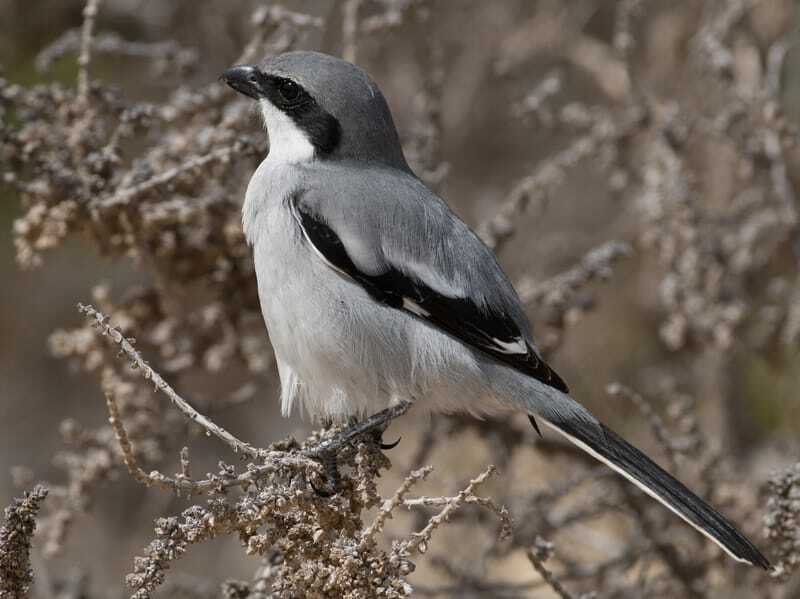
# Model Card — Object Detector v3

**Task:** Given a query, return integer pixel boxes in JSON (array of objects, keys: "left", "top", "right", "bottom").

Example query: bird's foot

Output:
[
  {"left": 306, "top": 400, "right": 411, "bottom": 496},
  {"left": 309, "top": 451, "right": 340, "bottom": 497}
]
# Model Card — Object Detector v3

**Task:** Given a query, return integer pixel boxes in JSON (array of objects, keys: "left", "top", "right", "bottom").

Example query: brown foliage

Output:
[{"left": 3, "top": 0, "right": 800, "bottom": 597}]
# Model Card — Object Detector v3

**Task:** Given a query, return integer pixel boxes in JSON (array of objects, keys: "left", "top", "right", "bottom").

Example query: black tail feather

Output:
[{"left": 541, "top": 416, "right": 770, "bottom": 570}]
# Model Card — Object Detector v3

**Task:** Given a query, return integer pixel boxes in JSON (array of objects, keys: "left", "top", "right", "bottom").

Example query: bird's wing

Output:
[{"left": 289, "top": 172, "right": 568, "bottom": 395}]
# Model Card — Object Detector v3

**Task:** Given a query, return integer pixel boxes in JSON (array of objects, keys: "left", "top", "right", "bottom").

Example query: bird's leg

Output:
[
  {"left": 308, "top": 451, "right": 340, "bottom": 498},
  {"left": 306, "top": 400, "right": 411, "bottom": 496},
  {"left": 350, "top": 415, "right": 398, "bottom": 449}
]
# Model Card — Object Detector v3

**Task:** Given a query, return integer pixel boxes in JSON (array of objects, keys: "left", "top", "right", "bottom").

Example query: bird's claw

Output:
[
  {"left": 305, "top": 401, "right": 411, "bottom": 497},
  {"left": 309, "top": 450, "right": 341, "bottom": 497},
  {"left": 377, "top": 434, "right": 402, "bottom": 450}
]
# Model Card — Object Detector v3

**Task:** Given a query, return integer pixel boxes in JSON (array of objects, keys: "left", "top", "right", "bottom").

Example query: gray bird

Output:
[{"left": 222, "top": 51, "right": 769, "bottom": 569}]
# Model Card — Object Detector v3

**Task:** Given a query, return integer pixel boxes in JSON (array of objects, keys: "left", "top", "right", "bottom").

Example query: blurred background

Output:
[{"left": 2, "top": 0, "right": 800, "bottom": 597}]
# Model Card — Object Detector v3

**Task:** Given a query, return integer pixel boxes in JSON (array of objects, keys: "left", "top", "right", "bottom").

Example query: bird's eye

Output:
[{"left": 279, "top": 80, "right": 300, "bottom": 102}]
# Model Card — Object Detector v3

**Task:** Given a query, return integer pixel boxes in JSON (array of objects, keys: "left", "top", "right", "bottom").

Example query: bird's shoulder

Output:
[{"left": 288, "top": 163, "right": 569, "bottom": 394}]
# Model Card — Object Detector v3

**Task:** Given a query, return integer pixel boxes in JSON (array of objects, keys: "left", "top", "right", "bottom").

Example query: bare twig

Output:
[
  {"left": 94, "top": 144, "right": 244, "bottom": 211},
  {"left": 360, "top": 467, "right": 432, "bottom": 547},
  {"left": 402, "top": 494, "right": 513, "bottom": 540},
  {"left": 79, "top": 303, "right": 261, "bottom": 459},
  {"left": 525, "top": 537, "right": 576, "bottom": 599},
  {"left": 104, "top": 387, "right": 318, "bottom": 496},
  {"left": 37, "top": 30, "right": 197, "bottom": 72},
  {"left": 401, "top": 465, "right": 498, "bottom": 555},
  {"left": 77, "top": 0, "right": 102, "bottom": 102},
  {"left": 606, "top": 382, "right": 681, "bottom": 472},
  {"left": 518, "top": 240, "right": 632, "bottom": 306},
  {"left": 478, "top": 108, "right": 645, "bottom": 252},
  {"left": 341, "top": 0, "right": 363, "bottom": 63}
]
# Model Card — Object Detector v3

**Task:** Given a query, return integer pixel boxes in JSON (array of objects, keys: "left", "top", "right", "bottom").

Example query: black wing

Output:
[{"left": 291, "top": 196, "right": 569, "bottom": 396}]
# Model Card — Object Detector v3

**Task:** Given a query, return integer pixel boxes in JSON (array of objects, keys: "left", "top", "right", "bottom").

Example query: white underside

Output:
[{"left": 541, "top": 419, "right": 753, "bottom": 565}]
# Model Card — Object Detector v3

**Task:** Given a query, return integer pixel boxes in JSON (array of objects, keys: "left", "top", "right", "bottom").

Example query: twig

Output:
[
  {"left": 94, "top": 144, "right": 241, "bottom": 210},
  {"left": 360, "top": 467, "right": 432, "bottom": 548},
  {"left": 525, "top": 537, "right": 576, "bottom": 599},
  {"left": 105, "top": 387, "right": 318, "bottom": 496},
  {"left": 37, "top": 30, "right": 197, "bottom": 72},
  {"left": 518, "top": 240, "right": 632, "bottom": 306},
  {"left": 105, "top": 390, "right": 157, "bottom": 488},
  {"left": 401, "top": 465, "right": 497, "bottom": 554},
  {"left": 360, "top": 0, "right": 428, "bottom": 35},
  {"left": 692, "top": 0, "right": 755, "bottom": 75},
  {"left": 766, "top": 36, "right": 793, "bottom": 100},
  {"left": 512, "top": 69, "right": 562, "bottom": 123},
  {"left": 763, "top": 129, "right": 798, "bottom": 227},
  {"left": 606, "top": 382, "right": 681, "bottom": 472},
  {"left": 79, "top": 303, "right": 261, "bottom": 459},
  {"left": 77, "top": 0, "right": 102, "bottom": 102},
  {"left": 341, "top": 0, "right": 363, "bottom": 63},
  {"left": 238, "top": 5, "right": 324, "bottom": 64},
  {"left": 478, "top": 108, "right": 645, "bottom": 252},
  {"left": 620, "top": 486, "right": 705, "bottom": 599},
  {"left": 402, "top": 494, "right": 513, "bottom": 540}
]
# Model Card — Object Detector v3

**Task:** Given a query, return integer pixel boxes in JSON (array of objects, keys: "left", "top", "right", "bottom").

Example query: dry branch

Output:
[{"left": 0, "top": 486, "right": 48, "bottom": 599}]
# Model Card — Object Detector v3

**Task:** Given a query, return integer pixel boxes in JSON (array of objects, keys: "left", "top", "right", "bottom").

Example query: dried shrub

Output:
[{"left": 2, "top": 0, "right": 800, "bottom": 597}]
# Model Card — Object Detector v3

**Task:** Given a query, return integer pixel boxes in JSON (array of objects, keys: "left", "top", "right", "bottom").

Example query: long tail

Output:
[{"left": 540, "top": 415, "right": 770, "bottom": 569}]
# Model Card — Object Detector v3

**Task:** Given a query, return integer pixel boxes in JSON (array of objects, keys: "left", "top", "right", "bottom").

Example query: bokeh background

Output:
[{"left": 2, "top": 0, "right": 800, "bottom": 597}]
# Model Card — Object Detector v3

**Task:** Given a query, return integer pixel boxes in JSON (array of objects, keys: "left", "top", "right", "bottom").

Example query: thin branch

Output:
[
  {"left": 93, "top": 144, "right": 241, "bottom": 211},
  {"left": 401, "top": 465, "right": 497, "bottom": 555},
  {"left": 518, "top": 240, "right": 632, "bottom": 306},
  {"left": 525, "top": 538, "right": 576, "bottom": 599},
  {"left": 606, "top": 382, "right": 681, "bottom": 472},
  {"left": 403, "top": 494, "right": 513, "bottom": 540},
  {"left": 341, "top": 0, "right": 363, "bottom": 63},
  {"left": 37, "top": 30, "right": 197, "bottom": 73},
  {"left": 104, "top": 388, "right": 318, "bottom": 496},
  {"left": 77, "top": 0, "right": 102, "bottom": 102},
  {"left": 478, "top": 108, "right": 645, "bottom": 252},
  {"left": 360, "top": 467, "right": 432, "bottom": 548},
  {"left": 79, "top": 303, "right": 261, "bottom": 459}
]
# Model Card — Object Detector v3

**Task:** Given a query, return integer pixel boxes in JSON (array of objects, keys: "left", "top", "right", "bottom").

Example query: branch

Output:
[
  {"left": 401, "top": 465, "right": 498, "bottom": 555},
  {"left": 525, "top": 537, "right": 576, "bottom": 599},
  {"left": 360, "top": 467, "right": 432, "bottom": 548},
  {"left": 0, "top": 485, "right": 49, "bottom": 597},
  {"left": 77, "top": 0, "right": 102, "bottom": 102},
  {"left": 93, "top": 145, "right": 242, "bottom": 211},
  {"left": 79, "top": 303, "right": 261, "bottom": 459}
]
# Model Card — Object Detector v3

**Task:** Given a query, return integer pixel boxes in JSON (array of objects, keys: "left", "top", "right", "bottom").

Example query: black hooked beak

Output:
[{"left": 221, "top": 65, "right": 263, "bottom": 100}]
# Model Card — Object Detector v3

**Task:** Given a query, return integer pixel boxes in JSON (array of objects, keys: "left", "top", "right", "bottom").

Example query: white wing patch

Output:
[
  {"left": 490, "top": 336, "right": 528, "bottom": 355},
  {"left": 402, "top": 297, "right": 431, "bottom": 317}
]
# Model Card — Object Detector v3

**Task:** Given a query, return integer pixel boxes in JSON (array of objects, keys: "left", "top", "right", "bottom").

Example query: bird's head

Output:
[{"left": 222, "top": 51, "right": 407, "bottom": 168}]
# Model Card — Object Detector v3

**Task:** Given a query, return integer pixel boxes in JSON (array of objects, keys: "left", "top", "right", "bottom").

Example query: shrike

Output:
[{"left": 223, "top": 51, "right": 769, "bottom": 568}]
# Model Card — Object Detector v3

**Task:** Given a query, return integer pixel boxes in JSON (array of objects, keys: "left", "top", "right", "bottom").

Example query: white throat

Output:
[{"left": 259, "top": 99, "right": 315, "bottom": 165}]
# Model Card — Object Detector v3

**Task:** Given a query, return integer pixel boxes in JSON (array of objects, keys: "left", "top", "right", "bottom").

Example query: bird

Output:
[{"left": 222, "top": 50, "right": 769, "bottom": 569}]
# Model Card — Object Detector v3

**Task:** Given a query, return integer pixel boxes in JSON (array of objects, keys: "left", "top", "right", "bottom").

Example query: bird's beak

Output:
[{"left": 221, "top": 65, "right": 263, "bottom": 100}]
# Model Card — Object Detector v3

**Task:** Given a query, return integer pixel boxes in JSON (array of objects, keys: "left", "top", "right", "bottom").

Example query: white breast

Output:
[{"left": 259, "top": 99, "right": 315, "bottom": 165}]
